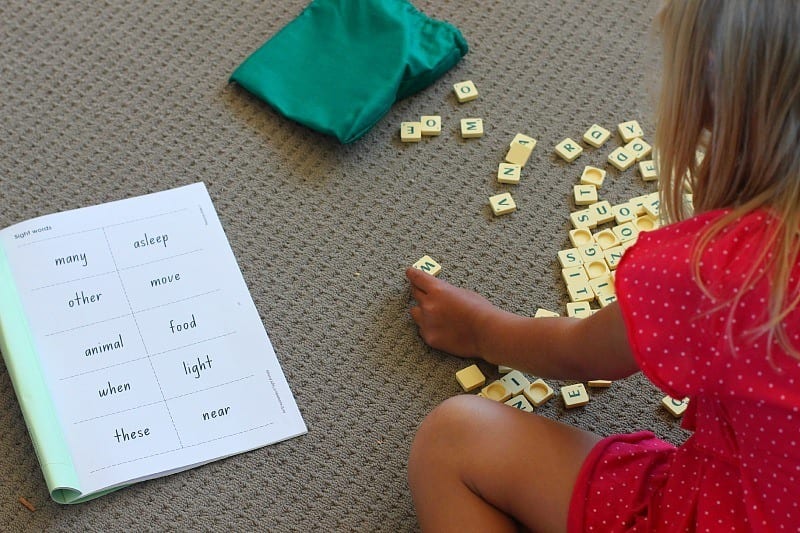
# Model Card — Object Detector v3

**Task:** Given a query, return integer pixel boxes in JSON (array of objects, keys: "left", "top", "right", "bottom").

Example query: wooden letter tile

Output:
[
  {"left": 584, "top": 259, "right": 610, "bottom": 280},
  {"left": 455, "top": 364, "right": 486, "bottom": 392},
  {"left": 617, "top": 120, "right": 644, "bottom": 143},
  {"left": 566, "top": 301, "right": 592, "bottom": 318},
  {"left": 489, "top": 192, "right": 516, "bottom": 215},
  {"left": 570, "top": 209, "right": 597, "bottom": 229},
  {"left": 590, "top": 200, "right": 615, "bottom": 225},
  {"left": 577, "top": 243, "right": 603, "bottom": 263},
  {"left": 597, "top": 293, "right": 618, "bottom": 307},
  {"left": 589, "top": 275, "right": 615, "bottom": 298},
  {"left": 562, "top": 266, "right": 589, "bottom": 285},
  {"left": 608, "top": 146, "right": 637, "bottom": 171},
  {"left": 624, "top": 138, "right": 652, "bottom": 161},
  {"left": 400, "top": 122, "right": 422, "bottom": 142},
  {"left": 628, "top": 195, "right": 648, "bottom": 216},
  {"left": 504, "top": 394, "right": 534, "bottom": 412},
  {"left": 604, "top": 246, "right": 625, "bottom": 270},
  {"left": 420, "top": 115, "right": 442, "bottom": 136},
  {"left": 561, "top": 383, "right": 589, "bottom": 408},
  {"left": 580, "top": 166, "right": 606, "bottom": 187},
  {"left": 501, "top": 370, "right": 530, "bottom": 396},
  {"left": 593, "top": 229, "right": 620, "bottom": 250},
  {"left": 506, "top": 137, "right": 535, "bottom": 167},
  {"left": 461, "top": 118, "right": 484, "bottom": 138},
  {"left": 555, "top": 138, "right": 583, "bottom": 162},
  {"left": 662, "top": 396, "right": 689, "bottom": 417},
  {"left": 558, "top": 248, "right": 584, "bottom": 268},
  {"left": 612, "top": 203, "right": 637, "bottom": 224},
  {"left": 482, "top": 380, "right": 512, "bottom": 402},
  {"left": 634, "top": 215, "right": 659, "bottom": 232},
  {"left": 522, "top": 379, "right": 554, "bottom": 406},
  {"left": 412, "top": 255, "right": 442, "bottom": 276},
  {"left": 583, "top": 124, "right": 611, "bottom": 148},
  {"left": 638, "top": 160, "right": 657, "bottom": 181},
  {"left": 574, "top": 184, "right": 598, "bottom": 206},
  {"left": 612, "top": 222, "right": 639, "bottom": 243},
  {"left": 569, "top": 228, "right": 594, "bottom": 248},
  {"left": 567, "top": 279, "right": 594, "bottom": 302},
  {"left": 510, "top": 133, "right": 537, "bottom": 150},
  {"left": 453, "top": 80, "right": 478, "bottom": 102},
  {"left": 497, "top": 163, "right": 522, "bottom": 184},
  {"left": 644, "top": 192, "right": 660, "bottom": 218}
]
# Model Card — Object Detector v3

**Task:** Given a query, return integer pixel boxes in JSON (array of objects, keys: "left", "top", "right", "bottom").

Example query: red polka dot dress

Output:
[{"left": 568, "top": 210, "right": 800, "bottom": 532}]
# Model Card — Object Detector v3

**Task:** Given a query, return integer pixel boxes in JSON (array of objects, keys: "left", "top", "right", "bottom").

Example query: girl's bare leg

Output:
[{"left": 408, "top": 394, "right": 602, "bottom": 533}]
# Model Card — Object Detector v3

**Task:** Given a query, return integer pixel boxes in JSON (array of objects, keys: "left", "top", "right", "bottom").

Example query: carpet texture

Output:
[{"left": 0, "top": 0, "right": 687, "bottom": 531}]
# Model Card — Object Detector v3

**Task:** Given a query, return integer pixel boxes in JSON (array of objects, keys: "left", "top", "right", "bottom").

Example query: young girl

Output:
[{"left": 405, "top": 1, "right": 800, "bottom": 531}]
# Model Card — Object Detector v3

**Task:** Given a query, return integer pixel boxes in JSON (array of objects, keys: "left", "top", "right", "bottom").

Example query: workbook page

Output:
[{"left": 0, "top": 183, "right": 306, "bottom": 497}]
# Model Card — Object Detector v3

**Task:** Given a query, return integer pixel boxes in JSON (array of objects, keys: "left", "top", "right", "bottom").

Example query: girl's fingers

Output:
[
  {"left": 405, "top": 267, "right": 436, "bottom": 293},
  {"left": 410, "top": 305, "right": 423, "bottom": 325},
  {"left": 410, "top": 284, "right": 426, "bottom": 302}
]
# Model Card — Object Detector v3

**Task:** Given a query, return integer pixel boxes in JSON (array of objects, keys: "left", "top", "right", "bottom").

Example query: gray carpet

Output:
[{"left": 0, "top": 0, "right": 688, "bottom": 530}]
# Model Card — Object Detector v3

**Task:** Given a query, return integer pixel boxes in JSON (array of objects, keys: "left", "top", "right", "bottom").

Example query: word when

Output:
[
  {"left": 84, "top": 334, "right": 124, "bottom": 357},
  {"left": 133, "top": 233, "right": 169, "bottom": 249},
  {"left": 13, "top": 225, "right": 52, "bottom": 240},
  {"left": 68, "top": 290, "right": 102, "bottom": 308},
  {"left": 202, "top": 406, "right": 230, "bottom": 421},
  {"left": 184, "top": 355, "right": 212, "bottom": 379},
  {"left": 113, "top": 426, "right": 150, "bottom": 443},
  {"left": 55, "top": 252, "right": 88, "bottom": 267},
  {"left": 169, "top": 314, "right": 196, "bottom": 334},
  {"left": 150, "top": 272, "right": 181, "bottom": 287},
  {"left": 98, "top": 380, "right": 131, "bottom": 398}
]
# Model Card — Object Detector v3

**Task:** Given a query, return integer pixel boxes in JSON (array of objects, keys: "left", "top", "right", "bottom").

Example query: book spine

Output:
[{"left": 0, "top": 246, "right": 81, "bottom": 502}]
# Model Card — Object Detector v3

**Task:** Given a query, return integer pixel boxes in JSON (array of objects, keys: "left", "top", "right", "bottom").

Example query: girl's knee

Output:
[
  {"left": 415, "top": 395, "right": 487, "bottom": 442},
  {"left": 410, "top": 396, "right": 496, "bottom": 466},
  {"left": 408, "top": 395, "right": 485, "bottom": 488},
  {"left": 409, "top": 395, "right": 556, "bottom": 474}
]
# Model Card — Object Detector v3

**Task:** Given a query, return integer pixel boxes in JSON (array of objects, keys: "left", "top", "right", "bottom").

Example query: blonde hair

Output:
[{"left": 655, "top": 0, "right": 800, "bottom": 360}]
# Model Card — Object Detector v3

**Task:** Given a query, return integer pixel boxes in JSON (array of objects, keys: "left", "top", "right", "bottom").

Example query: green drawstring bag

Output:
[{"left": 229, "top": 0, "right": 468, "bottom": 144}]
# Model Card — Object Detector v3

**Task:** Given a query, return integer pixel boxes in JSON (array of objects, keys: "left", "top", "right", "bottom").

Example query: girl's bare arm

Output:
[{"left": 407, "top": 267, "right": 638, "bottom": 380}]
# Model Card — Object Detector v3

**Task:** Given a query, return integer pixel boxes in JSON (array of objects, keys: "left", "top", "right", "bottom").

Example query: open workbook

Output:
[{"left": 0, "top": 182, "right": 307, "bottom": 503}]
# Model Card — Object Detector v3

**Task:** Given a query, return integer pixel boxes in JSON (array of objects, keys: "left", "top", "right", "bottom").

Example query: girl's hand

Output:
[{"left": 405, "top": 267, "right": 499, "bottom": 359}]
